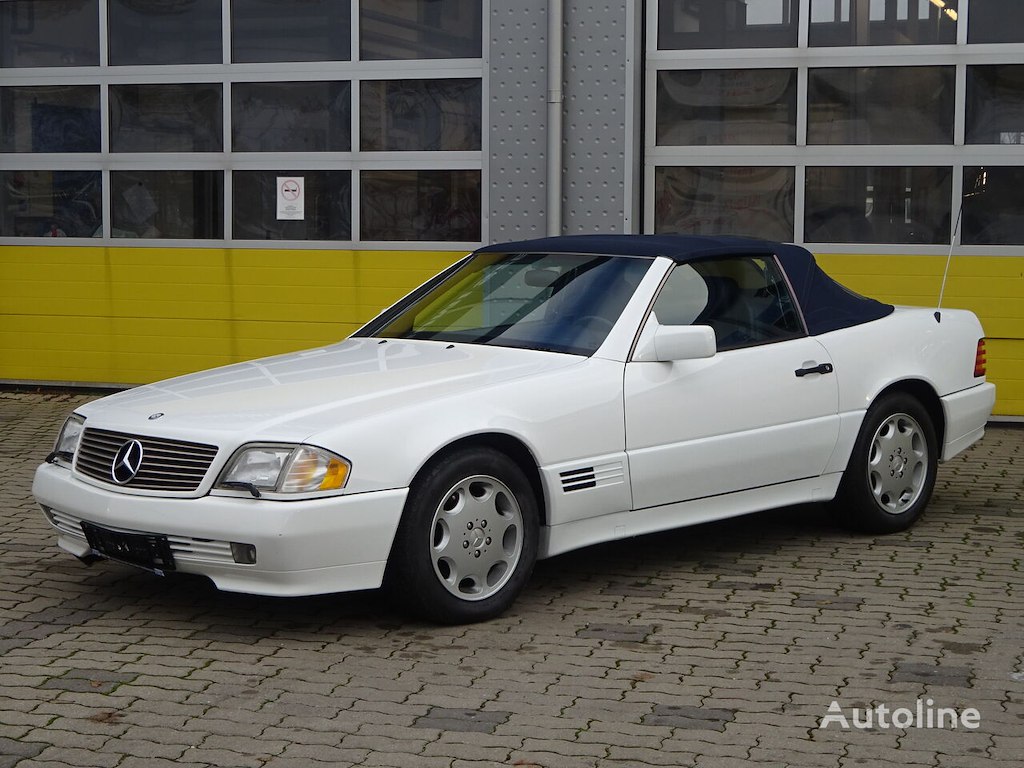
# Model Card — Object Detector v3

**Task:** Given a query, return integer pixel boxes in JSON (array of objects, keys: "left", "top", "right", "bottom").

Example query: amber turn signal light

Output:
[{"left": 974, "top": 339, "right": 987, "bottom": 378}]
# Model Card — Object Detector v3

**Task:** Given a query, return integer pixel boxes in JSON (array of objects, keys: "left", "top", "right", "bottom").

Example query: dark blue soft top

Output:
[{"left": 476, "top": 234, "right": 894, "bottom": 336}]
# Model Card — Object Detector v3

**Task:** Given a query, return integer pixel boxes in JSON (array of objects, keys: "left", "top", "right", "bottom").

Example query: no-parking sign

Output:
[{"left": 276, "top": 177, "right": 305, "bottom": 221}]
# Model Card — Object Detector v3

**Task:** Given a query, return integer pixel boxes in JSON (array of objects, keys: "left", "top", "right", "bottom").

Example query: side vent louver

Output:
[
  {"left": 560, "top": 467, "right": 597, "bottom": 492},
  {"left": 559, "top": 462, "right": 625, "bottom": 493}
]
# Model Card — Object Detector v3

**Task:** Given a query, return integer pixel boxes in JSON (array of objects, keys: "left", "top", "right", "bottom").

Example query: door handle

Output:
[{"left": 795, "top": 362, "right": 834, "bottom": 377}]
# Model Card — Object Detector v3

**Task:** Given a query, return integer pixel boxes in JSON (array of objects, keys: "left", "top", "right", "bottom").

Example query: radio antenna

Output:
[
  {"left": 934, "top": 205, "right": 962, "bottom": 323},
  {"left": 936, "top": 169, "right": 987, "bottom": 323}
]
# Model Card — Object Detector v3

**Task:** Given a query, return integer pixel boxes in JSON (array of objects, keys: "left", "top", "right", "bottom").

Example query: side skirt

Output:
[{"left": 538, "top": 473, "right": 843, "bottom": 559}]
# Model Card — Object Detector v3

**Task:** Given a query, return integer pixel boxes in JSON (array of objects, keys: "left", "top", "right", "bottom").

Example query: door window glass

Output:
[
  {"left": 0, "top": 0, "right": 99, "bottom": 67},
  {"left": 232, "top": 81, "right": 351, "bottom": 152},
  {"left": 111, "top": 170, "right": 223, "bottom": 239},
  {"left": 231, "top": 0, "right": 351, "bottom": 63},
  {"left": 110, "top": 84, "right": 223, "bottom": 152},
  {"left": 656, "top": 69, "right": 797, "bottom": 146},
  {"left": 360, "top": 169, "right": 480, "bottom": 241},
  {"left": 232, "top": 170, "right": 351, "bottom": 240},
  {"left": 360, "top": 79, "right": 481, "bottom": 151},
  {"left": 968, "top": 0, "right": 1024, "bottom": 43},
  {"left": 657, "top": 0, "right": 799, "bottom": 50},
  {"left": 0, "top": 169, "right": 101, "bottom": 237},
  {"left": 966, "top": 65, "right": 1024, "bottom": 145},
  {"left": 809, "top": 0, "right": 958, "bottom": 46},
  {"left": 807, "top": 66, "right": 954, "bottom": 145},
  {"left": 1, "top": 86, "right": 100, "bottom": 152},
  {"left": 962, "top": 167, "right": 1024, "bottom": 245},
  {"left": 108, "top": 0, "right": 221, "bottom": 65},
  {"left": 654, "top": 166, "right": 795, "bottom": 242},
  {"left": 804, "top": 166, "right": 952, "bottom": 244},
  {"left": 360, "top": 0, "right": 481, "bottom": 60},
  {"left": 652, "top": 257, "right": 804, "bottom": 350}
]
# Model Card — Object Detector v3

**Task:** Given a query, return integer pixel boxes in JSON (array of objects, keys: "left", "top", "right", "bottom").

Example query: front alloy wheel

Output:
[
  {"left": 386, "top": 447, "right": 539, "bottom": 624},
  {"left": 429, "top": 474, "right": 524, "bottom": 600}
]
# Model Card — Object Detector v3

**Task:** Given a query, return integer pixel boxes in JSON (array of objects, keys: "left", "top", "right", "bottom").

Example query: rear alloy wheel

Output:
[
  {"left": 387, "top": 448, "right": 538, "bottom": 624},
  {"left": 837, "top": 393, "right": 938, "bottom": 533}
]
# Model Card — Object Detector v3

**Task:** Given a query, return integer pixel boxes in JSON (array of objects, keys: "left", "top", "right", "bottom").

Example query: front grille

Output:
[{"left": 75, "top": 428, "right": 219, "bottom": 492}]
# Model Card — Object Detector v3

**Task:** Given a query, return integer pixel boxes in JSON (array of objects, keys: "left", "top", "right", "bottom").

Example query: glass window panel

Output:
[
  {"left": 360, "top": 0, "right": 481, "bottom": 60},
  {"left": 232, "top": 82, "right": 351, "bottom": 152},
  {"left": 809, "top": 0, "right": 957, "bottom": 46},
  {"left": 807, "top": 66, "right": 954, "bottom": 144},
  {"left": 111, "top": 170, "right": 222, "bottom": 239},
  {"left": 361, "top": 170, "right": 480, "bottom": 241},
  {"left": 804, "top": 166, "right": 951, "bottom": 244},
  {"left": 0, "top": 0, "right": 99, "bottom": 67},
  {"left": 653, "top": 166, "right": 795, "bottom": 241},
  {"left": 108, "top": 0, "right": 221, "bottom": 66},
  {"left": 655, "top": 257, "right": 803, "bottom": 350},
  {"left": 656, "top": 69, "right": 797, "bottom": 146},
  {"left": 657, "top": 0, "right": 799, "bottom": 50},
  {"left": 232, "top": 0, "right": 351, "bottom": 63},
  {"left": 360, "top": 79, "right": 481, "bottom": 151},
  {"left": 110, "top": 84, "right": 223, "bottom": 152},
  {"left": 232, "top": 170, "right": 351, "bottom": 240},
  {"left": 364, "top": 252, "right": 652, "bottom": 356},
  {"left": 966, "top": 65, "right": 1024, "bottom": 144},
  {"left": 962, "top": 167, "right": 1024, "bottom": 244},
  {"left": 1, "top": 86, "right": 100, "bottom": 152},
  {"left": 968, "top": 0, "right": 1024, "bottom": 44},
  {"left": 0, "top": 170, "right": 101, "bottom": 236}
]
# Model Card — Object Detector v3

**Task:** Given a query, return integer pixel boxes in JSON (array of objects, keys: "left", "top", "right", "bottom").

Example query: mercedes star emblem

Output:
[{"left": 111, "top": 440, "right": 144, "bottom": 484}]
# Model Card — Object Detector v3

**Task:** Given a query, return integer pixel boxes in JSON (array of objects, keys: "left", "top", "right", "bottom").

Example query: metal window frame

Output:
[
  {"left": 645, "top": 0, "right": 1024, "bottom": 255},
  {"left": 0, "top": 0, "right": 488, "bottom": 250}
]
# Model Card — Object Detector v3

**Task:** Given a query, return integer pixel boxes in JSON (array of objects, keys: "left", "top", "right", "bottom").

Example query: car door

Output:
[{"left": 624, "top": 254, "right": 840, "bottom": 511}]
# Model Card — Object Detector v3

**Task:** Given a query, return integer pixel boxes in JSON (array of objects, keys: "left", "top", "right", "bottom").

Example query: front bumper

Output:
[{"left": 32, "top": 462, "right": 408, "bottom": 597}]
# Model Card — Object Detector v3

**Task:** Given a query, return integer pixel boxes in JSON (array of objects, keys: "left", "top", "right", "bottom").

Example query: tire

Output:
[
  {"left": 835, "top": 393, "right": 938, "bottom": 534},
  {"left": 385, "top": 447, "right": 539, "bottom": 624}
]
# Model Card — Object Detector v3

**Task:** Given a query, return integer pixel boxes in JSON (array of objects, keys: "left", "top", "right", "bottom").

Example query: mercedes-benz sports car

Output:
[{"left": 33, "top": 235, "right": 996, "bottom": 623}]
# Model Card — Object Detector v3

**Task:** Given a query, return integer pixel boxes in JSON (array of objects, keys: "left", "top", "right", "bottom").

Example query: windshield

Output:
[{"left": 358, "top": 251, "right": 653, "bottom": 355}]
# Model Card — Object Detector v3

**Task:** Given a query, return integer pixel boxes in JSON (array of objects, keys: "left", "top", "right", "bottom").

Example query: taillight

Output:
[{"left": 974, "top": 339, "right": 987, "bottom": 378}]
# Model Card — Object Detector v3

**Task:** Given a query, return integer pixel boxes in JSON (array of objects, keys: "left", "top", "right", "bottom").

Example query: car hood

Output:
[{"left": 77, "top": 338, "right": 583, "bottom": 441}]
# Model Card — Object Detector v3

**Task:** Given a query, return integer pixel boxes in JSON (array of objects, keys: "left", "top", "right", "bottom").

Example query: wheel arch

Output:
[
  {"left": 410, "top": 433, "right": 549, "bottom": 527},
  {"left": 870, "top": 378, "right": 945, "bottom": 449},
  {"left": 834, "top": 377, "right": 944, "bottom": 533}
]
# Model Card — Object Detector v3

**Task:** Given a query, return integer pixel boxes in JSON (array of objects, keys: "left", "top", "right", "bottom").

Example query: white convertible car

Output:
[{"left": 33, "top": 235, "right": 995, "bottom": 623}]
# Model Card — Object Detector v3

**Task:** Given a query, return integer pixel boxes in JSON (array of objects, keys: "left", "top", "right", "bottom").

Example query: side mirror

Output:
[{"left": 635, "top": 323, "right": 717, "bottom": 362}]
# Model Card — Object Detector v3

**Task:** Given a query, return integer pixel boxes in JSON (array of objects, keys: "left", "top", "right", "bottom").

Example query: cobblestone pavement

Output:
[{"left": 1, "top": 390, "right": 1022, "bottom": 768}]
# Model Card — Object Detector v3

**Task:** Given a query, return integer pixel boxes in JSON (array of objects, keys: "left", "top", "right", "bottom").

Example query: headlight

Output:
[
  {"left": 216, "top": 443, "right": 351, "bottom": 496},
  {"left": 51, "top": 414, "right": 86, "bottom": 465}
]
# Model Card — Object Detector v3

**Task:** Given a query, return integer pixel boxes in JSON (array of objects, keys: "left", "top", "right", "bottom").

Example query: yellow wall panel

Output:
[
  {"left": 0, "top": 245, "right": 463, "bottom": 386},
  {"left": 230, "top": 319, "right": 345, "bottom": 342},
  {"left": 230, "top": 302, "right": 366, "bottom": 325},
  {"left": 1, "top": 246, "right": 1021, "bottom": 416},
  {"left": 4, "top": 297, "right": 115, "bottom": 317}
]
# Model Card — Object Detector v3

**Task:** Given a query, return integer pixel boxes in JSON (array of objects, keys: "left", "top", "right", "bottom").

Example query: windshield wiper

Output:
[{"left": 220, "top": 481, "right": 262, "bottom": 499}]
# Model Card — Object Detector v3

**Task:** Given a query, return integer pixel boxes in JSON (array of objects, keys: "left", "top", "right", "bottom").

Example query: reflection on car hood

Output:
[{"left": 77, "top": 338, "right": 581, "bottom": 440}]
